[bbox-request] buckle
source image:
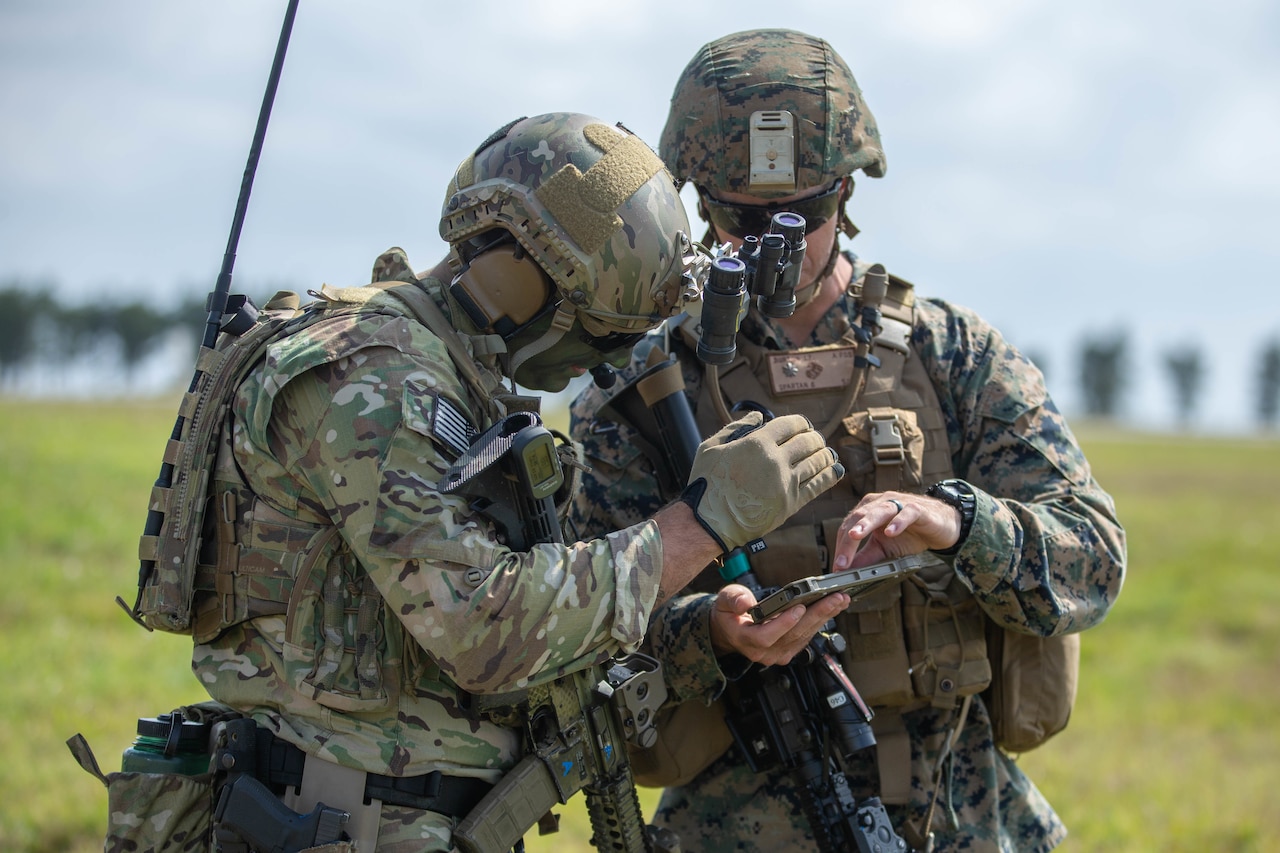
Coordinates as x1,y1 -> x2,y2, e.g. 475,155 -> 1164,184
869,412 -> 905,466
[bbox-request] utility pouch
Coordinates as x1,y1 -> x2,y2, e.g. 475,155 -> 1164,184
984,624 -> 1080,752
67,732 -> 216,853
902,572 -> 991,710
836,408 -> 925,495
834,579 -> 915,707
628,697 -> 734,789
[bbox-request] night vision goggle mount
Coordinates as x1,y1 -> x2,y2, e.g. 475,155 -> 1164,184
697,211 -> 807,366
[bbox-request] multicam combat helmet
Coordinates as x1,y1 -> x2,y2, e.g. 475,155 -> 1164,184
660,29 -> 886,199
440,112 -> 698,373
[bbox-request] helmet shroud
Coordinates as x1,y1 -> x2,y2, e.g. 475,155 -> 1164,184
660,28 -> 886,199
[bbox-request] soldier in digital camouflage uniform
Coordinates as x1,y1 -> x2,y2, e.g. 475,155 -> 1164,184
183,112 -> 844,851
568,31 -> 1126,853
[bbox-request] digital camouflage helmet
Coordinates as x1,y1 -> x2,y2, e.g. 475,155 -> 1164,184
440,112 -> 698,376
660,29 -> 886,199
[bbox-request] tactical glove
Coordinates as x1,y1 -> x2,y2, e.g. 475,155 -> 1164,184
681,411 -> 844,553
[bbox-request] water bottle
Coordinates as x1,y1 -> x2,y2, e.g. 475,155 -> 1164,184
121,711 -> 212,775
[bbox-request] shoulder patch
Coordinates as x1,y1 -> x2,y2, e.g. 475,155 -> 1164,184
402,380 -> 475,458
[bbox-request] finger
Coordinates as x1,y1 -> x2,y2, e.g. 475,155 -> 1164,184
710,410 -> 764,444
793,444 -> 839,483
846,539 -> 891,569
833,527 -> 879,569
764,594 -> 849,661
715,584 -> 758,615
883,500 -> 917,536
774,422 -> 828,464
756,413 -> 814,448
754,602 -> 808,643
797,449 -> 845,501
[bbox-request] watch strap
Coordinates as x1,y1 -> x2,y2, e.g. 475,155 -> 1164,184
926,478 -> 976,557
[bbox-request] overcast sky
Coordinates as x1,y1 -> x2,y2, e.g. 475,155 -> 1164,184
2,0 -> 1278,431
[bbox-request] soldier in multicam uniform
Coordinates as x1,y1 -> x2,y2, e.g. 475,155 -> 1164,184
185,112 -> 843,851
568,30 -> 1127,853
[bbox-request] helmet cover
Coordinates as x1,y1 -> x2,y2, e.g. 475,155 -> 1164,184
661,28 -> 886,199
441,112 -> 698,339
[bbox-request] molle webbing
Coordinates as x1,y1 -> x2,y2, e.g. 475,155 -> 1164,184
187,282 -> 510,644
132,295 -> 307,634
689,267 -> 986,726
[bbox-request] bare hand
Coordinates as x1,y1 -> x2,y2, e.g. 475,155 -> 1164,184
831,490 -> 961,570
708,583 -> 850,667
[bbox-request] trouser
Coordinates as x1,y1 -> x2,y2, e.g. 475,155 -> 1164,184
651,701 -> 1067,853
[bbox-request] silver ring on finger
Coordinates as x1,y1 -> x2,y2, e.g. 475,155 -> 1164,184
887,498 -> 904,514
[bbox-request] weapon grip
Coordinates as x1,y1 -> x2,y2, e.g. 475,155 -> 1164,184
453,756 -> 561,853
585,774 -> 652,853
213,774 -> 348,853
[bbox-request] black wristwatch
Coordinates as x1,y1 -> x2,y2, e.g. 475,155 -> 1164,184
926,479 -> 976,557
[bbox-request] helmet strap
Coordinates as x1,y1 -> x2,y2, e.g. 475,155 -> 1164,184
797,186 -> 859,306
507,302 -> 577,380
792,239 -> 842,309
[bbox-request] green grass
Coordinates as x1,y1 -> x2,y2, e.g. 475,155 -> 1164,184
2,401 -> 1278,851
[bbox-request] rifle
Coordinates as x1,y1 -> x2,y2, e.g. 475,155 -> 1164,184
440,413 -> 673,853
599,212 -> 912,853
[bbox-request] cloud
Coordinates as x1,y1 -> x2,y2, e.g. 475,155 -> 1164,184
2,0 -> 1278,429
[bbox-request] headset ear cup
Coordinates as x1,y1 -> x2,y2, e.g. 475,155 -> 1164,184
449,245 -> 555,337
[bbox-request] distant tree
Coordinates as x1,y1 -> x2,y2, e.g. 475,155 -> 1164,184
1258,338 -> 1280,430
53,301 -> 116,361
1079,332 -> 1129,419
106,301 -> 172,379
1163,347 -> 1204,429
0,284 -> 55,382
168,294 -> 209,351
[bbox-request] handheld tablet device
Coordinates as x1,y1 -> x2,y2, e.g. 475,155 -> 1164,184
748,553 -> 936,623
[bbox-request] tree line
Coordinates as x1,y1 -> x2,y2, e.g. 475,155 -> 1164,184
1,282 -> 1278,432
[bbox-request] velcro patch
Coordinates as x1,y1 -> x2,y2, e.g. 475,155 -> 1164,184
403,380 -> 475,458
534,123 -> 664,254
766,346 -> 857,395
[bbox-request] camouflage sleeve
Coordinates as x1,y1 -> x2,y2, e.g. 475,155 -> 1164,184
914,298 -> 1127,636
249,316 -> 663,695
568,339 -> 731,704
567,357 -> 669,538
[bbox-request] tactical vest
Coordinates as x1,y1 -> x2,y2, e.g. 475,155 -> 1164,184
681,265 -> 991,708
668,262 -> 993,804
129,269 -> 524,649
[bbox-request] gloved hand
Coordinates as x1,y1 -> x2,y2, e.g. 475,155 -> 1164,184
681,411 -> 844,553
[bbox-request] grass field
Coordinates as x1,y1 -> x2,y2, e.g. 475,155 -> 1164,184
1,398 -> 1278,851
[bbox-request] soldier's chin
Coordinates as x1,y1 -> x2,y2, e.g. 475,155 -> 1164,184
513,364 -> 575,393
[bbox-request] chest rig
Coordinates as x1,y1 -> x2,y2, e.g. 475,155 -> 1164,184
127,249 -> 547,647
676,261 -> 993,804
